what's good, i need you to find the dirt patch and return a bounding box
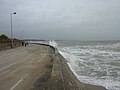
[29,56,53,90]
[45,65,53,69]
[31,74,50,90]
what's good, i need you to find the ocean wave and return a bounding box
[54,41,120,90]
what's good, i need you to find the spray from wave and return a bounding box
[49,40,58,48]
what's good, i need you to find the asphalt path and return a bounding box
[0,44,53,90]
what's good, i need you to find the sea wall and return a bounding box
[48,51,85,90]
[33,43,107,90]
[48,47,107,90]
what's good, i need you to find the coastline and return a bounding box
[35,43,107,90]
[0,43,107,90]
[56,51,107,90]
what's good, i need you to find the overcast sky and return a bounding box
[0,0,120,40]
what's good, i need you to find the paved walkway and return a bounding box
[0,44,54,90]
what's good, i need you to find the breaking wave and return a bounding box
[53,40,120,90]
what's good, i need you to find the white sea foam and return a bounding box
[56,41,120,90]
[49,40,58,48]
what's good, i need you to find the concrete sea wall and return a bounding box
[32,43,107,90]
[48,46,107,90]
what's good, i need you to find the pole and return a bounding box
[22,30,24,40]
[11,13,13,48]
[10,12,16,48]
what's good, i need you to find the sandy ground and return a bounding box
[0,44,54,90]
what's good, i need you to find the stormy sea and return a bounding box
[49,40,120,90]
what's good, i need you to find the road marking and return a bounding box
[10,79,23,90]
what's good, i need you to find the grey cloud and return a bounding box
[0,0,120,40]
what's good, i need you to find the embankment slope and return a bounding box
[47,46,107,90]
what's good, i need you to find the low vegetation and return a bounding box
[0,34,9,40]
[0,34,22,50]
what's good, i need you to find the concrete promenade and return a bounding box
[0,44,106,90]
[0,44,54,90]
